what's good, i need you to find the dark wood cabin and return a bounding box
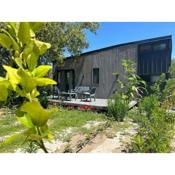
[53,35,172,99]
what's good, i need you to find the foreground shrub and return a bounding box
[139,95,160,119]
[129,107,175,153]
[108,93,128,122]
[0,22,57,153]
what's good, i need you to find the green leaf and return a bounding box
[22,41,34,60]
[0,33,14,49]
[14,57,23,68]
[3,65,20,90]
[18,22,31,45]
[31,88,40,98]
[6,22,20,36]
[0,29,19,51]
[0,77,7,81]
[15,86,29,98]
[40,124,53,141]
[35,77,57,86]
[16,114,34,128]
[26,53,38,71]
[17,69,36,92]
[32,65,52,77]
[33,39,51,56]
[30,22,46,32]
[23,128,42,141]
[3,133,21,145]
[0,79,9,101]
[20,100,51,126]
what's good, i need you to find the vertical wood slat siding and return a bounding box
[57,37,171,98]
[138,39,171,75]
[58,44,137,98]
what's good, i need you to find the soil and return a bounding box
[14,120,138,153]
[79,125,138,153]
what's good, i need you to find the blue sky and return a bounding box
[84,22,175,58]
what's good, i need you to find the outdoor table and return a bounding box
[60,92,77,101]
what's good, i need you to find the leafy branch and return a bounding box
[0,22,57,153]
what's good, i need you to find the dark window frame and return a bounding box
[92,68,99,85]
[139,44,152,53]
[153,43,167,51]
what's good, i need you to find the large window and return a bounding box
[92,68,99,85]
[153,43,167,51]
[140,45,151,52]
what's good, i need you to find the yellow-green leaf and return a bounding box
[0,33,14,49]
[6,22,20,36]
[32,65,52,77]
[0,29,19,51]
[35,77,57,86]
[16,114,34,128]
[17,69,36,92]
[0,79,9,101]
[31,88,40,98]
[26,53,38,71]
[14,57,23,68]
[34,39,51,56]
[30,22,46,32]
[3,65,20,90]
[20,100,51,126]
[40,124,53,141]
[18,22,31,45]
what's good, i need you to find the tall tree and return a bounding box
[36,22,99,64]
[0,22,99,75]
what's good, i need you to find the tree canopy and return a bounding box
[36,22,99,64]
[0,22,99,75]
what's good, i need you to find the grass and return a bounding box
[50,108,107,133]
[104,118,132,138]
[0,108,25,138]
[0,134,27,153]
[0,107,107,153]
[0,107,136,153]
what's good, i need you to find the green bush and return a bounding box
[130,108,174,153]
[108,93,128,122]
[139,95,160,119]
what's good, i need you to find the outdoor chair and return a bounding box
[71,86,90,99]
[82,87,96,102]
[52,85,60,99]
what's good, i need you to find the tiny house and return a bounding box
[53,35,172,99]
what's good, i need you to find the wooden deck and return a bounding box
[48,97,137,112]
[48,98,108,111]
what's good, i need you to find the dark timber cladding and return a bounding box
[54,35,172,99]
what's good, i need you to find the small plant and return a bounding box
[63,143,73,153]
[109,59,146,122]
[139,95,160,119]
[24,141,39,153]
[129,107,175,153]
[115,59,147,101]
[62,134,72,143]
[108,93,128,122]
[150,73,166,102]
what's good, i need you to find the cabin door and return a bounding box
[58,70,75,92]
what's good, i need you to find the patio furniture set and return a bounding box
[53,86,96,102]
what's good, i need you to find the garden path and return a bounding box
[79,121,138,153]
